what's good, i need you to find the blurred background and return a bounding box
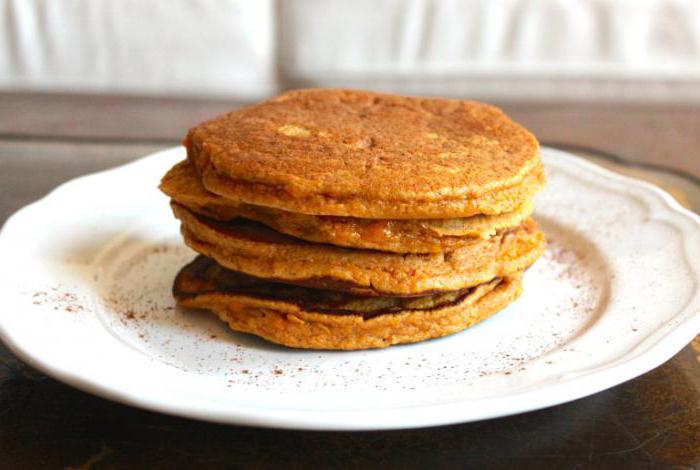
[3,0,700,102]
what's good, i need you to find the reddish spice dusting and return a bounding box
[32,290,85,313]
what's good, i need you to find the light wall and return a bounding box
[2,0,700,102]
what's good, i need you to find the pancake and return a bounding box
[172,203,546,297]
[160,160,535,253]
[184,88,544,219]
[174,256,523,350]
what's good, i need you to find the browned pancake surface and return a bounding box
[186,88,543,218]
[160,160,535,253]
[176,256,486,319]
[172,203,546,296]
[174,256,524,350]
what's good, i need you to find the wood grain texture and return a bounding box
[0,93,698,468]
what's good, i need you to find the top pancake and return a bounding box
[185,89,542,219]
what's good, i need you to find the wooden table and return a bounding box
[1,93,699,468]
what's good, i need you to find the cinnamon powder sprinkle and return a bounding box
[31,290,85,313]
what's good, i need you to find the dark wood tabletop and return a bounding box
[1,92,699,469]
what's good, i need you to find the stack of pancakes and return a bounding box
[160,89,546,350]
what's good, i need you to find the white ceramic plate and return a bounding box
[1,147,699,431]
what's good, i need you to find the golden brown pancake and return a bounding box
[165,89,547,350]
[184,88,544,219]
[160,160,534,253]
[174,256,523,350]
[172,203,545,297]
